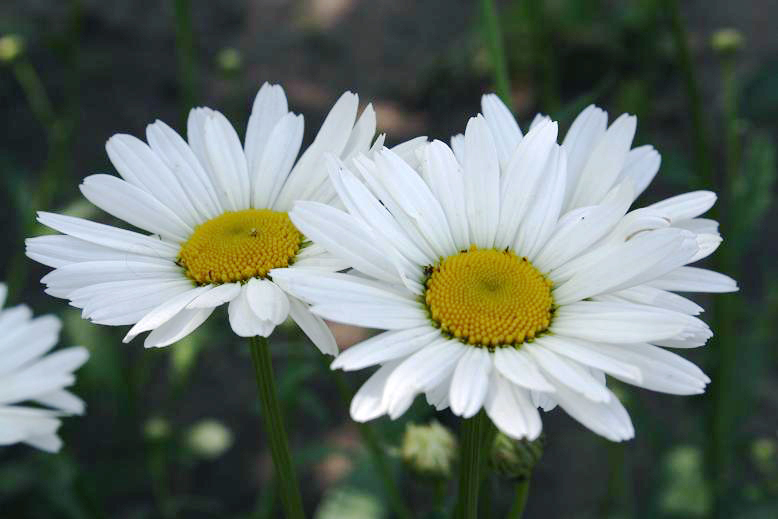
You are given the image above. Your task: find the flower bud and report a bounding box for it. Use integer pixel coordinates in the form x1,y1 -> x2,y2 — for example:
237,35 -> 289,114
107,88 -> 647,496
314,487 -> 383,519
216,48 -> 242,74
489,432 -> 544,480
400,420 -> 457,478
186,419 -> 233,459
711,28 -> 744,55
143,417 -> 171,442
0,34 -> 24,63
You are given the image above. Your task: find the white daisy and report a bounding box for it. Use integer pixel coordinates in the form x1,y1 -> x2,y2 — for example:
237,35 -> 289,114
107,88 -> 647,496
27,83 -> 421,351
271,95 -> 738,442
0,283 -> 89,452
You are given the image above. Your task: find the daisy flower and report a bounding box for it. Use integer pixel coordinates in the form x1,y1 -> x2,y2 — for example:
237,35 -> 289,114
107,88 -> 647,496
271,95 -> 737,442
26,83 -> 418,351
0,283 -> 89,452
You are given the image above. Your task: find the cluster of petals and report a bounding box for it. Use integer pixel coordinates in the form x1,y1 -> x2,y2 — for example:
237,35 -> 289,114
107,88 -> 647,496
0,284 -> 88,451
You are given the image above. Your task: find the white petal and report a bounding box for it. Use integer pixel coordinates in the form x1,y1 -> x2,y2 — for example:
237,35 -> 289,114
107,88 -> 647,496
331,326 -> 439,371
580,342 -> 709,395
288,297 -> 338,356
484,374 -> 542,440
146,119 -> 223,219
33,212 -> 179,258
123,286 -> 208,342
186,282 -> 241,309
350,361 -> 400,422
227,285 -> 276,338
552,301 -> 709,344
144,307 -> 214,348
34,390 -> 85,414
553,382 -> 634,442
27,235 -> 174,269
421,140 -> 470,249
252,112 -> 304,209
449,347 -> 492,418
341,103 -> 377,160
481,93 -> 522,168
289,201 -> 403,285
515,144 -> 567,258
493,347 -> 556,392
496,120 -> 558,247
106,134 -> 202,227
560,105 -> 608,208
382,339 -> 467,418
595,285 -> 703,315
0,315 -> 60,375
244,82 -> 290,176
533,335 -> 642,384
648,267 -> 738,293
463,115 -> 501,248
275,91 -> 359,208
245,278 -> 290,325
534,181 -> 633,272
80,174 -> 193,242
649,191 -> 716,222
525,344 -> 611,402
620,145 -> 660,200
568,113 -> 636,209
203,110 -> 251,211
552,228 -> 698,305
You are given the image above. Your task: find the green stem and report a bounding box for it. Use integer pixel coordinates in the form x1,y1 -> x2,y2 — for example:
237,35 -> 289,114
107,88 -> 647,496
173,0 -> 196,126
456,411 -> 488,519
330,368 -> 412,519
507,477 -> 531,519
666,0 -> 715,189
249,336 -> 305,519
480,0 -> 512,110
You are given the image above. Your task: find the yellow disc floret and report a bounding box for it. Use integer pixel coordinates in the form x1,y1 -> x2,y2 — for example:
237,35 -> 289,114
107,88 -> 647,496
424,246 -> 554,348
178,209 -> 303,284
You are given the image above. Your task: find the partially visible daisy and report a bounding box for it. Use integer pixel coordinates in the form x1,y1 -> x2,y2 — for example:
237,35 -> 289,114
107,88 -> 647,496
272,95 -> 737,442
0,283 -> 89,452
27,83 -> 422,351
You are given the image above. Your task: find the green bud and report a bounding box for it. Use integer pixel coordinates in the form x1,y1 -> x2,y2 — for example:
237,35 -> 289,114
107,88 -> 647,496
489,432 -> 544,480
216,47 -> 242,74
0,34 -> 24,63
144,417 -> 171,441
401,420 -> 457,478
711,28 -> 744,55
186,419 -> 233,459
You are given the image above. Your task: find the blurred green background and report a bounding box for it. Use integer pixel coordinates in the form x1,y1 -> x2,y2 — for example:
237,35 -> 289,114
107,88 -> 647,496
1,1 -> 776,518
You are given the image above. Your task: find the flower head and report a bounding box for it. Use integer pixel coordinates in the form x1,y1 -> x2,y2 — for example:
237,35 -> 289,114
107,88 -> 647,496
273,94 -> 737,442
26,83 -> 421,350
0,283 -> 89,452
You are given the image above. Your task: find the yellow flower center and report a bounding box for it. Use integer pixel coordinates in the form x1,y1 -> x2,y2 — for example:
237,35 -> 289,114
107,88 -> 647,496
178,209 -> 303,284
424,246 -> 554,348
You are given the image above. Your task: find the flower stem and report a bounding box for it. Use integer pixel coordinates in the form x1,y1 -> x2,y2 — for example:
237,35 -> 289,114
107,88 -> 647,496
507,477 -> 531,519
456,411 -> 489,519
249,336 -> 305,519
480,0 -> 512,110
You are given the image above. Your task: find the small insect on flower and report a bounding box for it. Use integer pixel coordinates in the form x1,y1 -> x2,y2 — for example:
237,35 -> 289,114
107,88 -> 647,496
272,94 -> 737,442
26,83 -> 423,351
0,283 -> 89,452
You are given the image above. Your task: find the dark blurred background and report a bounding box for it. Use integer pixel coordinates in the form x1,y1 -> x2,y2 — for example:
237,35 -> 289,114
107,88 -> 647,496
1,1 -> 777,518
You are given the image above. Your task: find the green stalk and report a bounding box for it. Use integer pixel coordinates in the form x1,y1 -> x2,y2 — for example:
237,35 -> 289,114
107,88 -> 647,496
710,51 -> 740,519
330,368 -> 412,519
666,0 -> 715,189
507,477 -> 531,519
173,0 -> 196,127
455,411 -> 488,519
480,0 -> 512,110
249,336 -> 305,519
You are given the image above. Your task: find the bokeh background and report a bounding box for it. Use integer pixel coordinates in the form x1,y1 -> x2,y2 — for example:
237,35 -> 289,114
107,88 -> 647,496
1,1 -> 777,518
